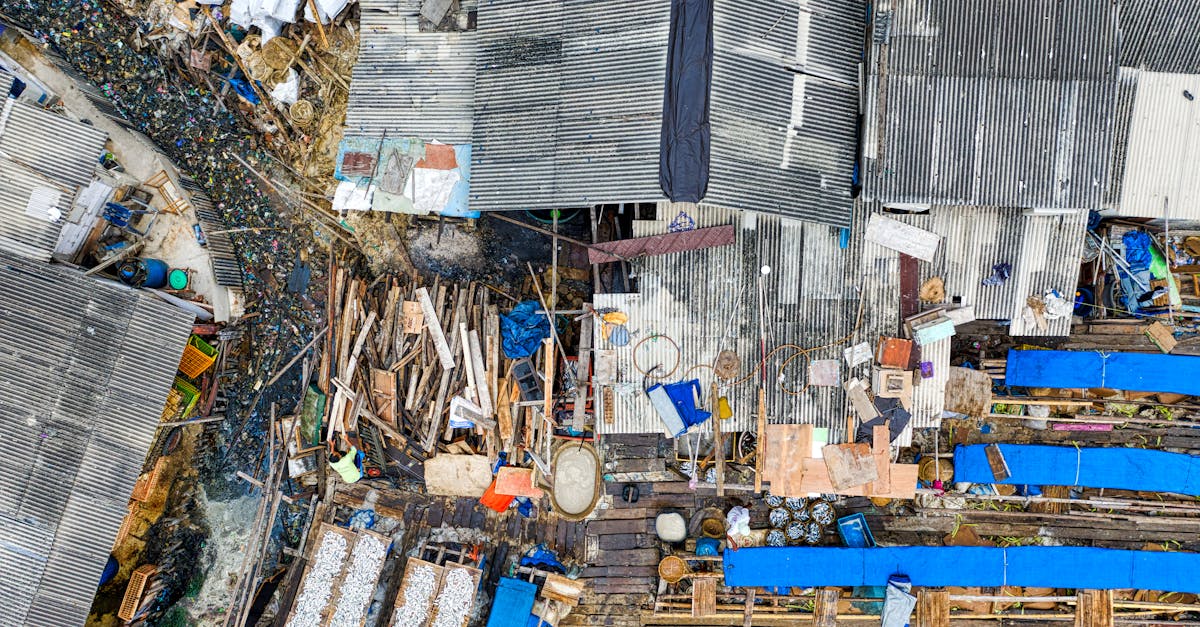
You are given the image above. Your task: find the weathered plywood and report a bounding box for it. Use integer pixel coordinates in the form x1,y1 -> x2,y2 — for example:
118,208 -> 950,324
822,443 -> 878,491
915,587 -> 949,627
865,214 -> 942,262
422,455 -> 493,497
763,424 -> 812,496
691,577 -> 717,617
945,366 -> 992,417
793,460 -> 918,499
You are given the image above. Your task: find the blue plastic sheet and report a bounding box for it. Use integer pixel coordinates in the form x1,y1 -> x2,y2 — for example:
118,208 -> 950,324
487,578 -> 536,627
953,444 -> 1200,495
500,301 -> 552,359
659,0 -> 712,202
722,546 -> 1200,592
1006,349 -> 1200,396
1124,230 -> 1154,273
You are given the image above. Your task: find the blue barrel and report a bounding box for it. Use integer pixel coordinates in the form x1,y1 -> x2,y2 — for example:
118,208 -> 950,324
118,258 -> 170,288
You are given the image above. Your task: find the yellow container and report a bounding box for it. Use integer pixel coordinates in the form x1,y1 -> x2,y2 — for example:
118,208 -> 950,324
717,396 -> 732,419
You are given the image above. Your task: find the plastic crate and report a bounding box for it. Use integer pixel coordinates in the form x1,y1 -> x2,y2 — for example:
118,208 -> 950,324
117,564 -> 156,620
178,334 -> 217,379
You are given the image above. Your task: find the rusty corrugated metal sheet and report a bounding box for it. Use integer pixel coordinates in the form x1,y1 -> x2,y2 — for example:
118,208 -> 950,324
587,224 -> 735,264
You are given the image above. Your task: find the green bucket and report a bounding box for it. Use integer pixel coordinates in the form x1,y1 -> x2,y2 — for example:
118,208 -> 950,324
168,268 -> 189,290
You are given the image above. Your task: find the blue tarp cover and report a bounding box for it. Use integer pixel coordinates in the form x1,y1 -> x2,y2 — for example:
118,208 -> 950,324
1006,349 -> 1200,396
953,444 -> 1200,495
723,547 -> 1200,592
501,301 -> 553,359
487,577 -> 537,627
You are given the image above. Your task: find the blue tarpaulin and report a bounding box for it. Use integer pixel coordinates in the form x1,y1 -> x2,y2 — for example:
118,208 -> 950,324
486,578 -> 536,627
722,547 -> 1200,592
501,301 -> 553,359
1006,349 -> 1200,396
953,444 -> 1200,495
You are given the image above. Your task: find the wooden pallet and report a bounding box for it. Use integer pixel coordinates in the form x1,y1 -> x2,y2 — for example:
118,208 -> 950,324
426,564 -> 483,627
389,558 -> 444,627
117,564 -> 157,620
286,523 -> 356,626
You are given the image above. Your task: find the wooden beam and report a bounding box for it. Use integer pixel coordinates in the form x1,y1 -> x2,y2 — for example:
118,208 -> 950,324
416,287 -> 455,370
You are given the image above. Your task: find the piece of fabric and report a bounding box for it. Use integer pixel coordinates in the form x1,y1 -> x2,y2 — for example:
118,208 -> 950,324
881,575 -> 916,627
1007,349 -> 1200,396
659,0 -> 713,202
500,301 -> 553,359
330,445 -> 362,483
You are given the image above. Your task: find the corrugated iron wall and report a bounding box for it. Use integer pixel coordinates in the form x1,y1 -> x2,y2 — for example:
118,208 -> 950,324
594,203 -> 870,438
1118,0 -> 1200,74
0,253 -> 194,627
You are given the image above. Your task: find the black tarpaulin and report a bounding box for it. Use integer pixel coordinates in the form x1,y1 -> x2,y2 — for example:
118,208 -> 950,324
659,0 -> 713,203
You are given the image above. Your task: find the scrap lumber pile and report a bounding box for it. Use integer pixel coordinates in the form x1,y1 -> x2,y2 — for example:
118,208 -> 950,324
318,261 -> 571,481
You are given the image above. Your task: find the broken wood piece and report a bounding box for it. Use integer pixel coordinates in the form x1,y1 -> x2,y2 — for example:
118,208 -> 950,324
822,442 -> 879,491
416,287 -> 455,370
468,329 -> 493,417
1145,321 -> 1178,353
402,300 -> 424,334
946,366 -> 993,417
762,424 -> 812,496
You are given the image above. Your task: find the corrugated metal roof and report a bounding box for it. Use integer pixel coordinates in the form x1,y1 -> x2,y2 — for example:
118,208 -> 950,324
470,0 -> 863,226
704,0 -> 862,227
179,176 -> 245,289
1107,70 -> 1200,219
0,99 -> 108,191
470,0 -> 669,211
862,0 -> 1118,210
1118,0 -> 1200,74
593,202 -> 866,438
0,252 -> 194,627
344,0 -> 477,143
0,157 -> 72,261
858,204 -> 1088,337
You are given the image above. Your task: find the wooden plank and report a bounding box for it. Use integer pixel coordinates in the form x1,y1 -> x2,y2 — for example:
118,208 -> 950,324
468,329 -> 493,417
763,424 -> 812,496
691,577 -> 717,617
945,367 -> 992,417
742,588 -> 755,627
867,424 -> 892,495
422,455 -> 493,497
984,444 -> 1011,481
402,300 -> 424,334
793,460 -> 918,499
900,253 -> 920,319
372,368 -> 398,424
755,387 -> 766,493
822,443 -> 878,491
865,214 -> 941,262
812,587 -> 840,627
542,573 -> 586,607
915,587 -> 949,627
415,287 -> 455,370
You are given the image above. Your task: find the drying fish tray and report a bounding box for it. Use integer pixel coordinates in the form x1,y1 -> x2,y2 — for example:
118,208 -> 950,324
425,564 -> 482,627
390,558 -> 444,627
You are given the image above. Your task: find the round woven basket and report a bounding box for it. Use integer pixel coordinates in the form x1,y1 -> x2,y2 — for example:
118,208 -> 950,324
918,457 -> 955,483
658,556 -> 690,584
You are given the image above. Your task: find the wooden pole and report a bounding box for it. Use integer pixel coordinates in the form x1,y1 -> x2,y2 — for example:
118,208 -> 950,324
712,382 -> 724,497
755,388 -> 766,493
305,0 -> 330,49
